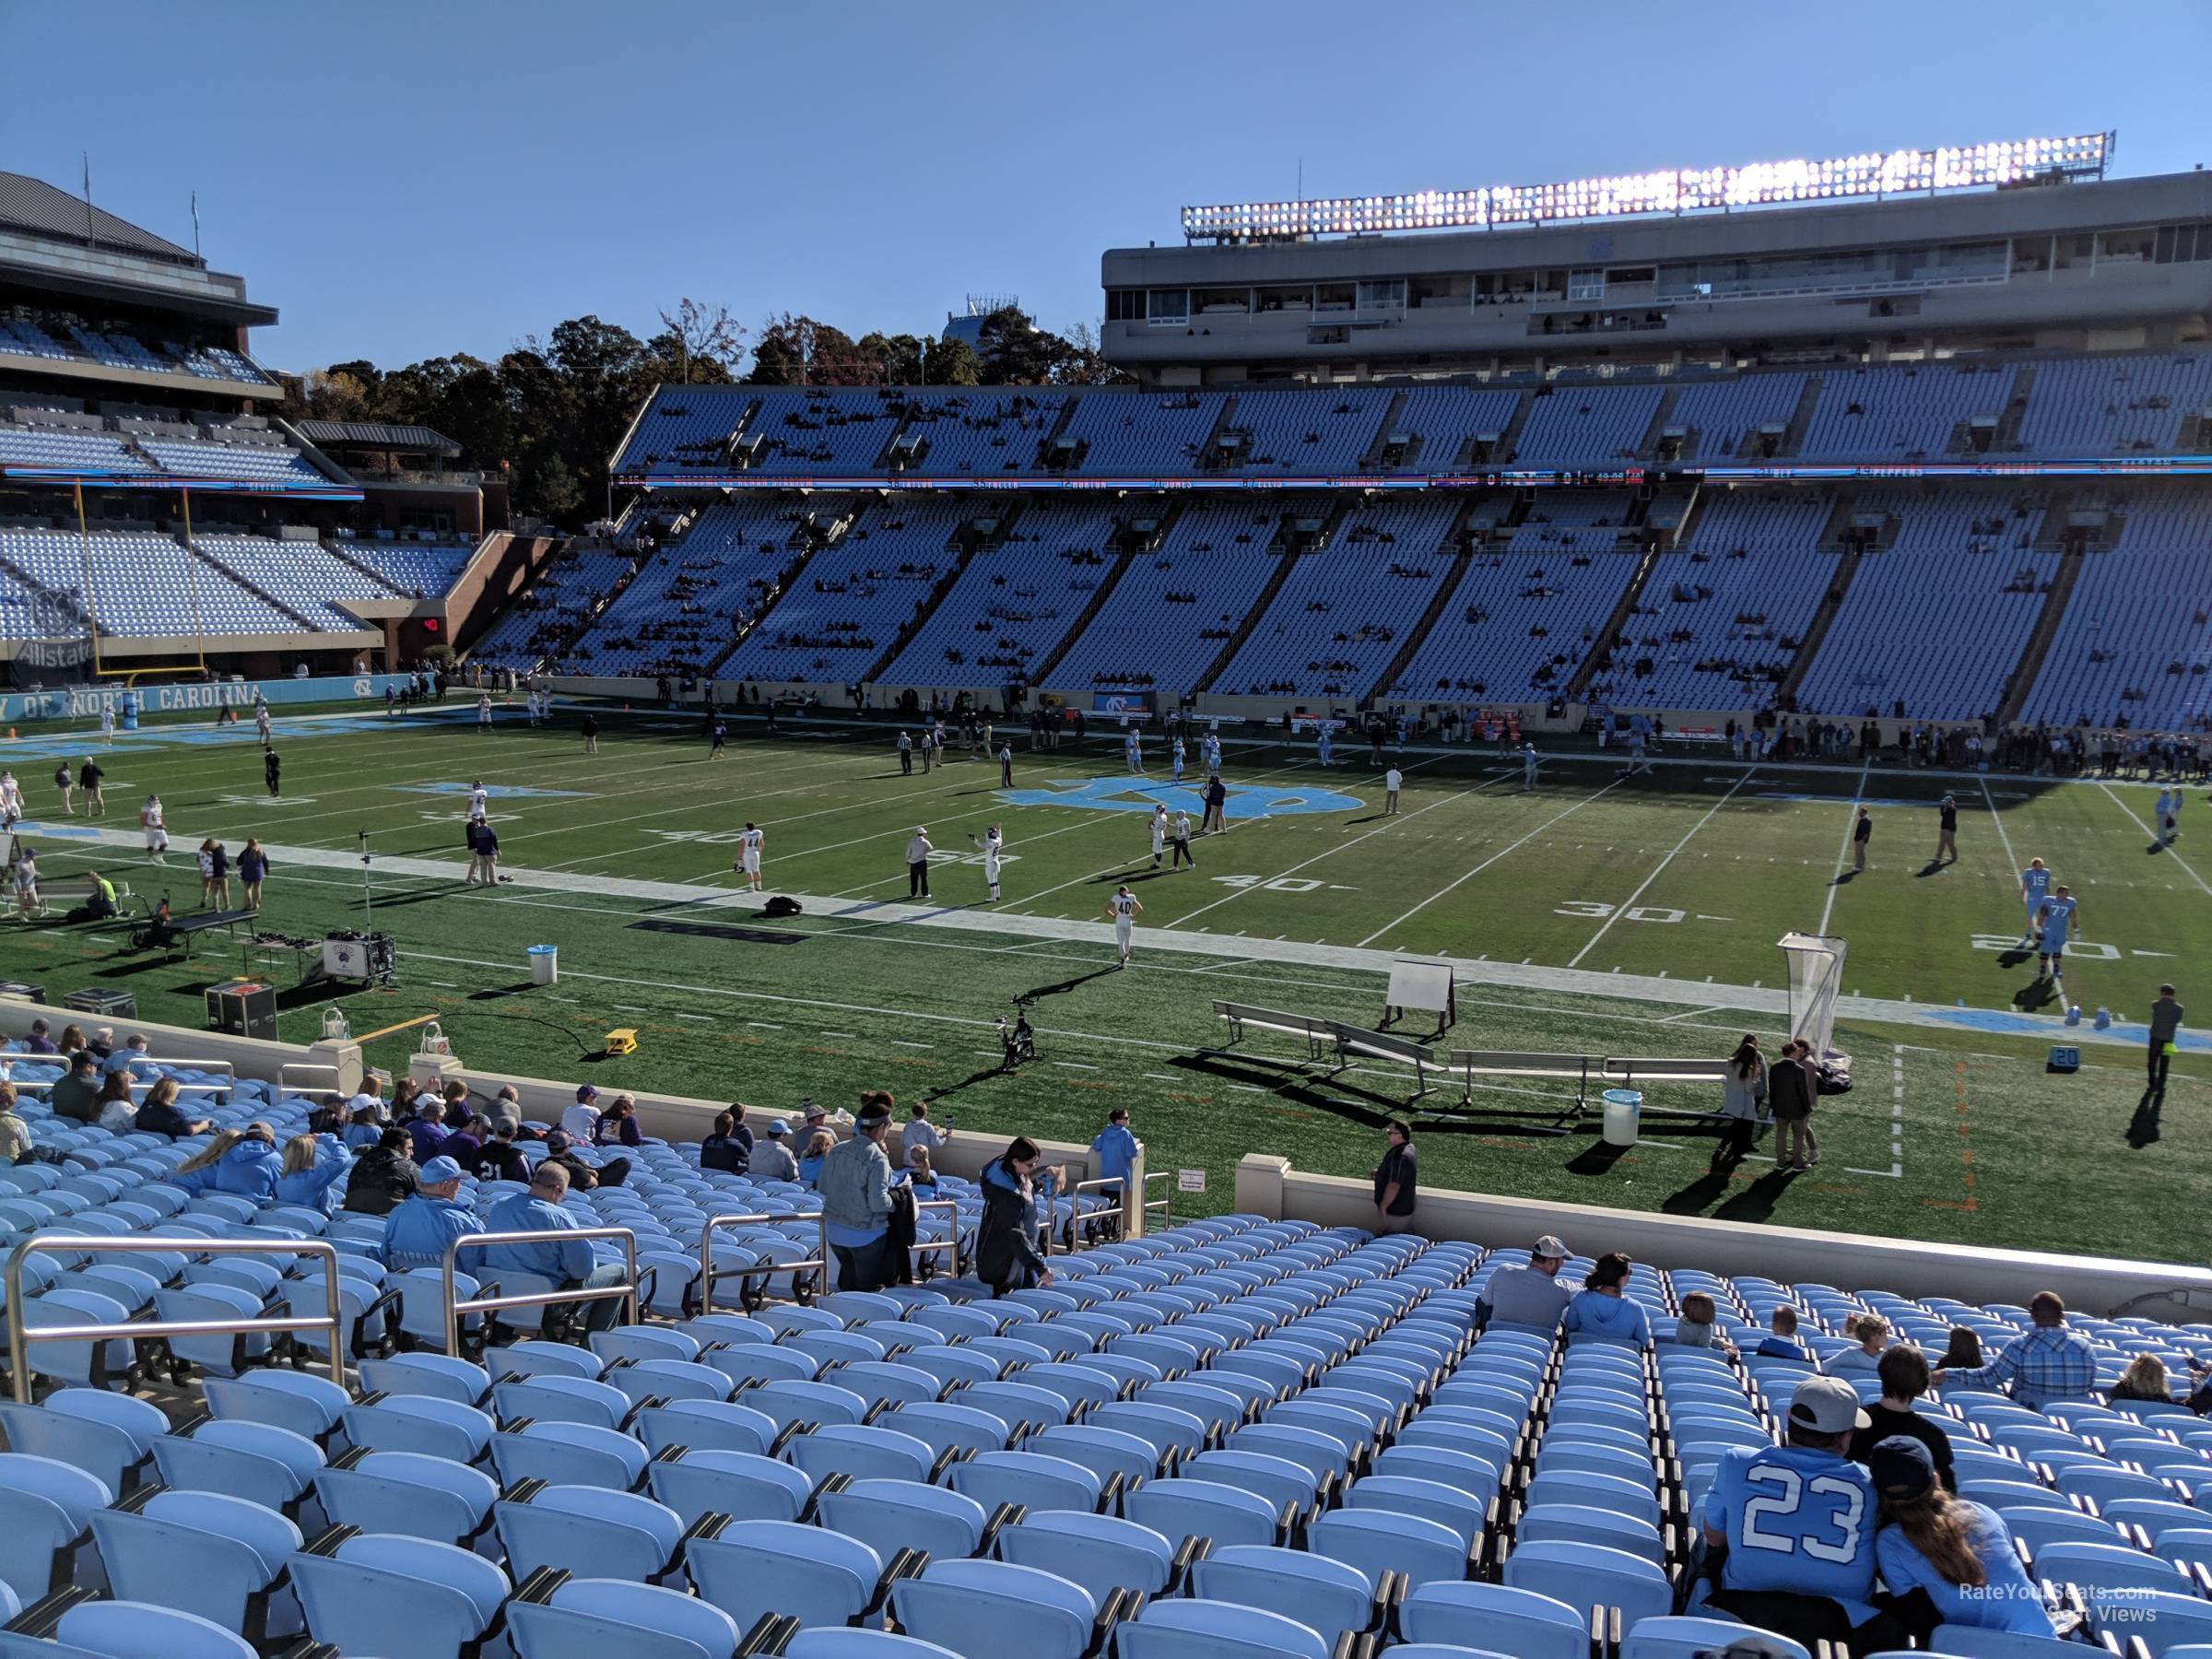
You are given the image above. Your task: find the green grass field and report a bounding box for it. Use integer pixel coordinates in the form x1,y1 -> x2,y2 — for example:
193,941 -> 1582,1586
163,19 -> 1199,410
0,699 -> 2204,1264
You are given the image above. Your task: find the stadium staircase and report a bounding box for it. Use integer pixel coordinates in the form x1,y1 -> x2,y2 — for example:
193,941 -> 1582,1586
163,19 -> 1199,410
1773,514 -> 1876,708
1995,497 -> 2100,724
861,511 -> 1008,681
1190,501 -> 1350,695
1356,390 -> 1411,469
703,532 -> 831,678
319,540 -> 417,598
1632,387 -> 1681,463
179,539 -> 327,633
1779,375 -> 1824,456
1489,391 -> 1536,467
1028,511 -> 1167,688
1567,545 -> 1665,701
1372,505 -> 1481,702
1030,398 -> 1082,470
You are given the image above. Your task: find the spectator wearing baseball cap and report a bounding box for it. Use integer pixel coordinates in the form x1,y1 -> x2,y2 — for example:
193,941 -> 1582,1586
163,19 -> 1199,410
380,1155 -> 477,1272
1477,1233 -> 1574,1334
818,1093 -> 896,1293
1869,1436 -> 2056,1635
1701,1376 -> 1937,1650
560,1085 -> 601,1143
749,1118 -> 798,1182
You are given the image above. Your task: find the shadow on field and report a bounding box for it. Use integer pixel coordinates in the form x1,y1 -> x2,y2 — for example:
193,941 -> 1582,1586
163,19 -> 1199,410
1015,968 -> 1119,1005
2127,1088 -> 2163,1148
1662,1162 -> 1798,1221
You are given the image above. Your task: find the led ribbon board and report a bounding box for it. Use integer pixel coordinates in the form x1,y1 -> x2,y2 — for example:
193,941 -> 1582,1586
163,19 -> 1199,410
1181,133 -> 2112,241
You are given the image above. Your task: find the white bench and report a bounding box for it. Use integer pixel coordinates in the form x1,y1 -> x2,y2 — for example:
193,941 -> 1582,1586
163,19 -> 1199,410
1448,1049 -> 1603,1107
1327,1021 -> 1441,1098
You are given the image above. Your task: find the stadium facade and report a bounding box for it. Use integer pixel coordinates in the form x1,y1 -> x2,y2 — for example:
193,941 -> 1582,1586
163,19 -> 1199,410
0,172 -> 537,674
575,145 -> 2211,737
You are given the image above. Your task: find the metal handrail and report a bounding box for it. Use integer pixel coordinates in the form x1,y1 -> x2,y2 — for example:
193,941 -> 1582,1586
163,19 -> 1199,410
441,1226 -> 638,1355
6,1233 -> 345,1403
1141,1170 -> 1173,1232
911,1197 -> 962,1278
700,1211 -> 827,1312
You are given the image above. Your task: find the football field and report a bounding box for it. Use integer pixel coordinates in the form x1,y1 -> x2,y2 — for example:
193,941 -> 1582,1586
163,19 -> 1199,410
1,699 -> 2204,1264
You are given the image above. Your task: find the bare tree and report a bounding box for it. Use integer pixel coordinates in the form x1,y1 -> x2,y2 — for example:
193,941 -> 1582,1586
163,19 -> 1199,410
657,298 -> 747,384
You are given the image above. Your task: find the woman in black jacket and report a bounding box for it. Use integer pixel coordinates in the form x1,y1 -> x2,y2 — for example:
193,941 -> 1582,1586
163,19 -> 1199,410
975,1136 -> 1053,1296
342,1127 -> 420,1217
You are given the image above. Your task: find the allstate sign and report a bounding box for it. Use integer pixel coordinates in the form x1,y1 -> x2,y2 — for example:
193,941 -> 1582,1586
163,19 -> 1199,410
997,777 -> 1361,816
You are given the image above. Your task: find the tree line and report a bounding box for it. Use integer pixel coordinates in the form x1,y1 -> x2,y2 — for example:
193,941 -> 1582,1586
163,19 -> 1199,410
283,301 -> 1131,524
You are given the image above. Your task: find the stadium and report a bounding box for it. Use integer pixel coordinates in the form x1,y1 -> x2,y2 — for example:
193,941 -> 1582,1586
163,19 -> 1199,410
0,35 -> 2208,1655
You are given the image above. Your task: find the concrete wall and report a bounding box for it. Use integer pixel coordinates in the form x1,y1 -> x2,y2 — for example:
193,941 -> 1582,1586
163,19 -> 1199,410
1236,1153 -> 2212,1319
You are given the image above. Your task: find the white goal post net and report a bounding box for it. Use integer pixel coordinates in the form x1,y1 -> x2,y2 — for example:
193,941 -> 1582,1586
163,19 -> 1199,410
1778,932 -> 1849,1065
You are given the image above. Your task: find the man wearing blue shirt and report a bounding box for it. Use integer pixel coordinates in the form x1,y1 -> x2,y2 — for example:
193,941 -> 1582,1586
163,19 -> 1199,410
465,1161 -> 629,1333
381,1156 -> 478,1272
1702,1375 -> 1936,1650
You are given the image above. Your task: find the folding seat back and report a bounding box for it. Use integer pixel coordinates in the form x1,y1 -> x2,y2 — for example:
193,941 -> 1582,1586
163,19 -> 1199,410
648,1447 -> 814,1527
315,1449 -> 496,1547
1516,1500 -> 1665,1567
1502,1537 -> 1673,1627
1093,1401 -> 1208,1463
497,1483 -> 685,1584
1190,1543 -> 1374,1646
1111,1596 -> 1331,1659
688,1517 -> 887,1631
490,1374 -> 630,1430
831,1360 -> 941,1412
634,1398 -> 780,1459
0,1393 -> 164,1497
2030,1538 -> 2187,1595
876,1401 -> 1012,1463
89,1489 -> 300,1639
1026,1423 -> 1160,1492
1184,1448 -> 1316,1514
1346,1473 -> 1485,1551
1124,1477 -> 1280,1550
150,1419 -> 322,1512
1618,1614 -> 1814,1657
948,1449 -> 1101,1516
33,1601 -> 259,1659
1396,1580 -> 1589,1659
894,1557 -> 1097,1659
745,1378 -> 870,1434
357,1352 -> 489,1407
819,1477 -> 990,1565
490,1339 -> 605,1383
1309,1503 -> 1468,1591
0,1452 -> 109,1602
995,1509 -> 1174,1603
203,1371 -> 349,1443
287,1533 -> 511,1659
1524,1468 -> 1662,1528
490,1420 -> 649,1492
508,1576 -> 743,1659
786,1422 -> 936,1487
340,1395 -> 493,1463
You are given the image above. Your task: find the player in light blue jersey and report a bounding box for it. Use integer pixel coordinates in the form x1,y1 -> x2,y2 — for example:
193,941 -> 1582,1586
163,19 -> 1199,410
2018,858 -> 2053,945
2036,885 -> 2078,983
1702,1375 -> 1931,1648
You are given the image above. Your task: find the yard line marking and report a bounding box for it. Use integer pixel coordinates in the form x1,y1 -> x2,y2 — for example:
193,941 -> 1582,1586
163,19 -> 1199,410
426,981 -> 458,988
1142,1073 -> 1181,1082
747,1021 -> 784,1030
1356,773 -> 1628,947
1654,1005 -> 1727,1024
1053,1062 -> 1099,1070
819,1030 -> 859,1038
1816,760 -> 1874,935
1978,776 -> 2020,882
2098,782 -> 2211,899
1568,771 -> 1755,969
1166,761 -> 1499,934
890,1039 -> 933,1049
675,1013 -> 711,1021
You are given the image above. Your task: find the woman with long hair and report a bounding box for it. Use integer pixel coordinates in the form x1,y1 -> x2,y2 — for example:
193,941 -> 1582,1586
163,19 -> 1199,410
95,1067 -> 136,1133
1937,1326 -> 1984,1371
976,1135 -> 1053,1296
275,1132 -> 349,1212
2112,1352 -> 2174,1403
1713,1034 -> 1766,1171
172,1127 -> 245,1194
56,1023 -> 88,1055
239,838 -> 269,908
796,1129 -> 833,1187
197,839 -> 219,906
1870,1436 -> 2056,1634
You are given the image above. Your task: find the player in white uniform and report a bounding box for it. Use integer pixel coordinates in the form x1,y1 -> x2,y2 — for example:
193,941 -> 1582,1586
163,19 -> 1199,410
735,822 -> 765,891
2018,857 -> 2053,945
140,794 -> 169,865
1316,723 -> 1333,766
1124,729 -> 1143,773
12,844 -> 36,920
1204,733 -> 1221,774
477,692 -> 492,730
0,771 -> 20,828
2036,885 -> 2079,984
1148,805 -> 1169,869
467,780 -> 489,821
1171,739 -> 1185,782
1108,885 -> 1142,966
980,825 -> 1005,901
2157,787 -> 2182,844
99,704 -> 116,746
1522,743 -> 1540,791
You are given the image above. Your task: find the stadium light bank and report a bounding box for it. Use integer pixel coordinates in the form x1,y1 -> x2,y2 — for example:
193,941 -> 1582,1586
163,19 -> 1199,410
1180,132 -> 2113,243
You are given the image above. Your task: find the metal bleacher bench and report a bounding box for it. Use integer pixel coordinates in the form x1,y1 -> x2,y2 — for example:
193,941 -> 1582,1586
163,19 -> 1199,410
1449,1050 -> 1606,1107
1211,1001 -> 1335,1062
32,876 -> 131,920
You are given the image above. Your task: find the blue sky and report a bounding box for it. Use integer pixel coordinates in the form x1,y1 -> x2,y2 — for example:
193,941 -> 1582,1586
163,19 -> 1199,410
7,1 -> 2208,373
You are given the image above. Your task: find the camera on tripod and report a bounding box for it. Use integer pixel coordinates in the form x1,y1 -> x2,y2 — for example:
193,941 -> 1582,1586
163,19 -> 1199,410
995,1004 -> 1035,1067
